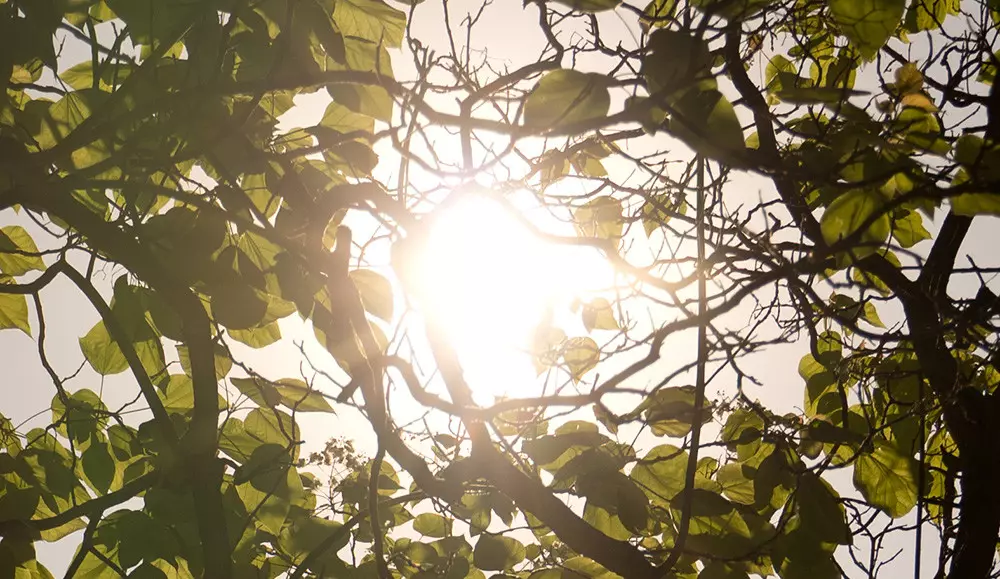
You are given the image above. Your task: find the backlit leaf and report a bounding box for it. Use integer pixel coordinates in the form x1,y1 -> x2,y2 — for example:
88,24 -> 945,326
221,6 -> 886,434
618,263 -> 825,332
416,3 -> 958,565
80,320 -> 128,376
473,535 -> 525,571
829,0 -> 907,60
853,441 -> 918,518
350,269 -> 394,322
582,298 -> 619,332
0,291 -> 30,334
0,227 -> 46,277
524,70 -> 610,129
563,337 -> 600,382
573,196 -> 623,241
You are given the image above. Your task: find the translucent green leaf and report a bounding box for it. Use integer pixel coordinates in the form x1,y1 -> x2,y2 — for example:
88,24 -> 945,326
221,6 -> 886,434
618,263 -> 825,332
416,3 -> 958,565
820,189 -> 890,256
640,0 -> 677,29
413,513 -> 451,538
642,29 -> 713,94
158,374 -> 195,415
231,377 -> 282,408
473,535 -> 525,571
582,298 -> 619,332
350,269 -> 394,322
852,441 -> 918,518
321,100 -> 375,135
81,441 -> 115,494
631,445 -> 688,503
0,291 -> 30,334
640,386 -> 711,437
670,88 -> 747,163
273,378 -> 334,413
716,463 -> 756,505
573,196 -> 623,241
209,283 -> 268,330
177,343 -> 232,382
0,226 -> 46,276
829,0 -> 906,60
796,473 -> 851,544
333,0 -> 406,48
550,0 -> 621,11
245,408 -> 300,459
80,320 -> 128,376
891,209 -> 930,248
524,70 -> 610,129
700,561 -> 750,579
562,337 -> 600,382
279,516 -> 348,568
904,0 -> 949,32
616,479 -> 650,534
229,321 -> 282,349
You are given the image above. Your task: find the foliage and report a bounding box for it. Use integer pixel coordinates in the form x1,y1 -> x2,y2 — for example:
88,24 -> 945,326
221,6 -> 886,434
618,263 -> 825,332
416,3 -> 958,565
0,0 -> 998,578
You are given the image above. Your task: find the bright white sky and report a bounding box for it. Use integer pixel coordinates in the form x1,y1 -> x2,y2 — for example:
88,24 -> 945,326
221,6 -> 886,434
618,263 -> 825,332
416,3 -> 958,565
4,0 -> 1000,576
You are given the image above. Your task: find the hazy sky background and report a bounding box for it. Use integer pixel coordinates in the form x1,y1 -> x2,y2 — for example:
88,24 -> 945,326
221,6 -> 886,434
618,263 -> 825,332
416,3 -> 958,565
2,1 -> 998,576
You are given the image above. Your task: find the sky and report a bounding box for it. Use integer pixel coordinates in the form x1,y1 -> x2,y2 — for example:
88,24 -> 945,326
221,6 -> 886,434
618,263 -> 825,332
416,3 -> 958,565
3,0 -> 1000,576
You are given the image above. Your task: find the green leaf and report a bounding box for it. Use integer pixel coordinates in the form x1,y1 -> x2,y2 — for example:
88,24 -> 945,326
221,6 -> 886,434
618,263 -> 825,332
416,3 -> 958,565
820,189 -> 890,256
699,561 -> 750,579
0,227 -> 46,276
669,88 -> 747,163
413,513 -> 451,538
640,0 -> 677,28
891,209 -> 930,248
159,374 -> 200,415
350,269 -> 394,322
797,473 -> 851,544
550,0 -> 621,11
177,343 -> 232,382
642,29 -> 713,94
904,0 -> 949,31
245,408 -> 300,458
562,556 -> 619,579
279,516 -> 349,568
631,445 -> 688,503
829,0 -> 907,60
0,291 -> 30,334
231,377 -> 282,408
80,320 -> 128,376
582,298 -> 619,332
616,479 -> 650,534
524,70 -> 610,129
229,321 -> 282,349
81,441 -> 115,494
853,441 -> 918,518
573,196 -> 623,241
562,337 -> 600,383
716,463 -> 756,505
209,283 -> 268,330
333,0 -> 406,48
641,386 -> 711,437
273,379 -> 335,413
473,535 -> 525,571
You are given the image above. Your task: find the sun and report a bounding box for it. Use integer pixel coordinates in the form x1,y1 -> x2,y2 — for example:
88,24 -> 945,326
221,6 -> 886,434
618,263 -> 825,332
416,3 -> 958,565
405,193 -> 615,396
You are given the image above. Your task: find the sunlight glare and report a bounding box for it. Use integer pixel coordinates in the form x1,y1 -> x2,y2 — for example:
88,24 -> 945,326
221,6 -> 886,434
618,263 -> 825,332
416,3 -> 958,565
411,195 -> 614,395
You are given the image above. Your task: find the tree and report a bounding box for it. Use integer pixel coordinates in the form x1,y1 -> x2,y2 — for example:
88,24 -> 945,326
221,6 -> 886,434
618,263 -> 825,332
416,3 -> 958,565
0,0 -> 999,577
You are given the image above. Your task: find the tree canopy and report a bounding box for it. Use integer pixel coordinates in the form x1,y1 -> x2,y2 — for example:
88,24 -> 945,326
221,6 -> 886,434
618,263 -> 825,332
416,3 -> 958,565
0,0 -> 999,578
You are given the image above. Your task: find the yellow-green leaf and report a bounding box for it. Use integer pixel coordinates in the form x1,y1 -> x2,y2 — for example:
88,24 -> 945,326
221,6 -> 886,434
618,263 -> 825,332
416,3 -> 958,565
0,227 -> 46,277
350,269 -> 394,322
830,0 -> 907,60
573,196 -> 623,241
80,320 -> 128,376
582,298 -> 619,332
524,70 -> 610,129
852,442 -> 918,518
562,337 -> 600,382
0,292 -> 30,334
